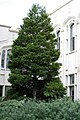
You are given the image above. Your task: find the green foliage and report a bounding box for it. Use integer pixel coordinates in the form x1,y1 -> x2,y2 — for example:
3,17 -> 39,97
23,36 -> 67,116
0,98 -> 80,120
0,100 -> 24,120
44,78 -> 66,99
8,4 -> 65,99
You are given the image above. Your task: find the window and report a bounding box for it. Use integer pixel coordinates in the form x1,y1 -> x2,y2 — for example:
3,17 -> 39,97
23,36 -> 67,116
5,86 -> 11,96
1,49 -> 11,69
70,86 -> 74,101
1,50 -> 5,68
70,23 -> 75,51
69,74 -> 74,101
6,49 -> 11,68
66,73 -> 77,101
57,30 -> 60,50
66,75 -> 68,85
0,86 -> 3,97
70,74 -> 74,84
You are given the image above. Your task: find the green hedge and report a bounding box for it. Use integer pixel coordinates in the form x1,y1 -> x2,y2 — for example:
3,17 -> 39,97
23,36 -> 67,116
0,98 -> 80,120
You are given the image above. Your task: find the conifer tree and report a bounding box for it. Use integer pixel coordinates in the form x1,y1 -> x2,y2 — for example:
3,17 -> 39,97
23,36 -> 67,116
8,4 -> 66,99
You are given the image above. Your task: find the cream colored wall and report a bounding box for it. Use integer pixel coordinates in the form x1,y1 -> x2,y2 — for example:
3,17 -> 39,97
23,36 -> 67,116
0,25 -> 18,96
50,0 -> 80,100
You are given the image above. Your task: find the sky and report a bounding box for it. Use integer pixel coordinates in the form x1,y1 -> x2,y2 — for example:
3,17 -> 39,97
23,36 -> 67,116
0,0 -> 69,28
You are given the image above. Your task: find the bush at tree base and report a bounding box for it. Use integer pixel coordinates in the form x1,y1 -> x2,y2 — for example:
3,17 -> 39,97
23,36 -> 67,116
0,97 -> 80,120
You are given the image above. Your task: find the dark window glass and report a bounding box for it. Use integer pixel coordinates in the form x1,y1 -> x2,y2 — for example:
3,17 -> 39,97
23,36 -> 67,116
70,23 -> 75,51
70,86 -> 74,101
70,74 -> 74,84
0,86 -> 2,97
57,30 -> 60,50
1,50 -> 5,68
6,49 -> 11,68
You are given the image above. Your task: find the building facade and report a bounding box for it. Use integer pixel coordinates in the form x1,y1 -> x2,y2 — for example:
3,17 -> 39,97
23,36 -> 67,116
0,0 -> 80,100
0,25 -> 18,97
50,0 -> 80,100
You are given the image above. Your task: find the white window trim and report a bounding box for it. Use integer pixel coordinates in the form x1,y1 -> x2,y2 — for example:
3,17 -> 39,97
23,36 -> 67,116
64,18 -> 77,54
1,46 -> 11,70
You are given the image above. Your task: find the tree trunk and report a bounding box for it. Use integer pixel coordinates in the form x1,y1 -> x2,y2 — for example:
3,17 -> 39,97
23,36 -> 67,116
33,77 -> 37,99
33,83 -> 36,99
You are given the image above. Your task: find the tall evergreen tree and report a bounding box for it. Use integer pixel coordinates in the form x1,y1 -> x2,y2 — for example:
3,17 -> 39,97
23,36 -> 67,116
8,4 -> 66,99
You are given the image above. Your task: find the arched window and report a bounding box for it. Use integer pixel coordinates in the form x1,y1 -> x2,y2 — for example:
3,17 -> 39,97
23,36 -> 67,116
6,49 -> 11,68
57,30 -> 60,50
63,17 -> 76,52
70,23 -> 75,51
1,50 -> 5,68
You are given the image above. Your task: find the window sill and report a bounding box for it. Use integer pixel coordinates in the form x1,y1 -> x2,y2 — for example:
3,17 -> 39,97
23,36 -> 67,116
1,68 -> 5,70
6,68 -> 10,71
69,50 -> 77,54
66,50 -> 77,55
1,68 -> 10,71
67,84 -> 77,87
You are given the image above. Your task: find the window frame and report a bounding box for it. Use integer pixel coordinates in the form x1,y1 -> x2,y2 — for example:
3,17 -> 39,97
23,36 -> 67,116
70,74 -> 74,85
57,30 -> 60,50
1,50 -> 6,68
6,49 -> 11,69
1,47 -> 11,69
63,17 -> 77,53
70,23 -> 75,51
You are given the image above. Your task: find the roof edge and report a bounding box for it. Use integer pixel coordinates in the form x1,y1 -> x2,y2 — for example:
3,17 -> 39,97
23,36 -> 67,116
0,24 -> 11,28
49,0 -> 73,15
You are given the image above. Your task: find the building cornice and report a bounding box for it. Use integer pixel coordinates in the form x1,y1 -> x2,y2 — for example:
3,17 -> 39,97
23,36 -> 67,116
0,24 -> 11,28
9,28 -> 19,33
63,16 -> 76,25
49,0 -> 73,15
0,24 -> 19,33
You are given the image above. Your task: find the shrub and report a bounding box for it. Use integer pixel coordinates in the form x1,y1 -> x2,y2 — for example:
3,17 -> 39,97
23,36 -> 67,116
0,97 -> 80,120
